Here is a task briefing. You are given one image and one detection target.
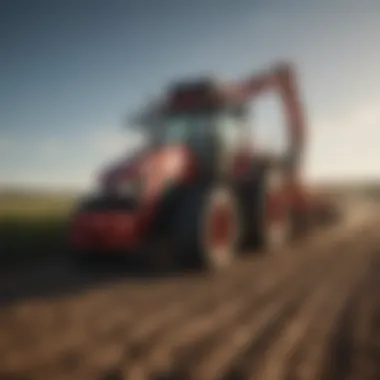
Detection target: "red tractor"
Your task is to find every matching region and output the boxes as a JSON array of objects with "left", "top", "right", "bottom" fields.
[{"left": 69, "top": 62, "right": 339, "bottom": 270}]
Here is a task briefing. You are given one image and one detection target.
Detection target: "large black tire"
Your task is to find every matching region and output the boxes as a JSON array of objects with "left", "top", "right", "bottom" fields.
[
  {"left": 170, "top": 184, "right": 242, "bottom": 271},
  {"left": 69, "top": 249, "right": 101, "bottom": 271}
]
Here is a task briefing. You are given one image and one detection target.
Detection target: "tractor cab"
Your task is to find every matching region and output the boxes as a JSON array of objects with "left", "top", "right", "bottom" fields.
[{"left": 151, "top": 78, "right": 250, "bottom": 178}]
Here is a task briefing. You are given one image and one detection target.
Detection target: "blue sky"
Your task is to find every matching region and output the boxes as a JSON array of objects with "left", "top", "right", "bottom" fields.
[{"left": 1, "top": 0, "right": 379, "bottom": 189}]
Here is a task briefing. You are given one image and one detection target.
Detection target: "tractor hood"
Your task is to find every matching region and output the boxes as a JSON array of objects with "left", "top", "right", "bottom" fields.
[
  {"left": 99, "top": 145, "right": 196, "bottom": 201},
  {"left": 100, "top": 149, "right": 145, "bottom": 188}
]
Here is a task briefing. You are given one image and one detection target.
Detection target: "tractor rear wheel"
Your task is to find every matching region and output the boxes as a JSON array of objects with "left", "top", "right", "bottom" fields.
[{"left": 174, "top": 185, "right": 241, "bottom": 271}]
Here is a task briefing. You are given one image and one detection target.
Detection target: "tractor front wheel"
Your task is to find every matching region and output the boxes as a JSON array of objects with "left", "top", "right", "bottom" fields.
[{"left": 172, "top": 185, "right": 241, "bottom": 271}]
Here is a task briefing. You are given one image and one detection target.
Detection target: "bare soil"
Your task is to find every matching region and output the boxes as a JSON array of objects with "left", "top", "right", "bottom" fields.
[{"left": 0, "top": 202, "right": 380, "bottom": 380}]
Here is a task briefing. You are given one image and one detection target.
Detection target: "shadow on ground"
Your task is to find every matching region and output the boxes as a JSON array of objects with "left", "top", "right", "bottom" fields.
[{"left": 0, "top": 252, "right": 191, "bottom": 308}]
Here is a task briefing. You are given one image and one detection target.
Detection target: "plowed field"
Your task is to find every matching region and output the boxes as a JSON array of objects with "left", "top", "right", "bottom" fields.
[{"left": 0, "top": 200, "right": 379, "bottom": 380}]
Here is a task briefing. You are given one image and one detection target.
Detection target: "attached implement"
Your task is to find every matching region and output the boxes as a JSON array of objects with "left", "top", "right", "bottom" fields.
[{"left": 69, "top": 62, "right": 339, "bottom": 270}]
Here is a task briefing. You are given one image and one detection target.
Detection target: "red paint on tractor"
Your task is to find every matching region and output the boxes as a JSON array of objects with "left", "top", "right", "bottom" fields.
[
  {"left": 70, "top": 146, "right": 199, "bottom": 253},
  {"left": 70, "top": 212, "right": 141, "bottom": 251},
  {"left": 140, "top": 145, "right": 198, "bottom": 201}
]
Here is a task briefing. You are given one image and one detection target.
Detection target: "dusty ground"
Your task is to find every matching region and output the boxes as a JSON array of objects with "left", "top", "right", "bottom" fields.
[{"left": 0, "top": 199, "right": 380, "bottom": 380}]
